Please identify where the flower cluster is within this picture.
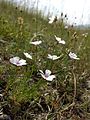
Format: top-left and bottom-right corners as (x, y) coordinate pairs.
(9, 20), (80, 81)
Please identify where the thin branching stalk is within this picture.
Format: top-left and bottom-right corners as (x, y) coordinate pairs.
(72, 69), (77, 103)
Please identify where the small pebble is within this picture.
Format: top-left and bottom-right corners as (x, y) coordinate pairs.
(0, 114), (11, 120)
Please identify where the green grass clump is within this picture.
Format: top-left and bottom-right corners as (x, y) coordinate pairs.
(0, 0), (90, 119)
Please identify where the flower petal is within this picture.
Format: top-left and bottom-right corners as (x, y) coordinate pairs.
(46, 75), (56, 81)
(47, 54), (60, 60)
(48, 16), (55, 24)
(45, 69), (51, 77)
(39, 70), (44, 74)
(40, 73), (46, 80)
(18, 59), (27, 66)
(55, 35), (65, 44)
(59, 40), (65, 44)
(10, 57), (20, 65)
(24, 52), (32, 59)
(30, 41), (42, 45)
(55, 35), (61, 42)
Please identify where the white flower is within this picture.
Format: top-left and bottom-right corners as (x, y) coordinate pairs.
(10, 57), (27, 66)
(23, 52), (32, 59)
(65, 25), (68, 29)
(69, 52), (80, 60)
(39, 69), (56, 81)
(47, 54), (60, 60)
(30, 41), (42, 45)
(82, 33), (88, 37)
(48, 16), (55, 24)
(54, 35), (65, 44)
(48, 16), (57, 24)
